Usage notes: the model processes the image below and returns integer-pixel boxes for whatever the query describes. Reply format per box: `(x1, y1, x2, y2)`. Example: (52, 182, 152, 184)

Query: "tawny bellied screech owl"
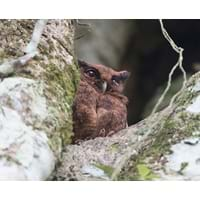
(72, 60, 129, 142)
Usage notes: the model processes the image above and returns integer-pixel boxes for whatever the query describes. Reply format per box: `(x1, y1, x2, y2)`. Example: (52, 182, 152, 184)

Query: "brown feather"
(72, 61, 129, 142)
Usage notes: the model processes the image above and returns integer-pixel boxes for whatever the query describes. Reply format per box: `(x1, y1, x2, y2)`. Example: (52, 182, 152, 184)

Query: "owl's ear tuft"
(120, 71, 130, 81)
(78, 60, 90, 69)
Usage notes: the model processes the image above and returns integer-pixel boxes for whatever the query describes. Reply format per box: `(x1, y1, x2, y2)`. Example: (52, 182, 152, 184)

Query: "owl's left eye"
(86, 69, 97, 77)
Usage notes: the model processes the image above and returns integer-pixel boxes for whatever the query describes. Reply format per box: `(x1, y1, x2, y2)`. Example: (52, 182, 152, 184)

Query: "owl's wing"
(96, 93, 128, 136)
(72, 81, 99, 141)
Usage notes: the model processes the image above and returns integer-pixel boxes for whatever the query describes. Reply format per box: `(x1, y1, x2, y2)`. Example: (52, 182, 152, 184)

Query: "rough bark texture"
(54, 72, 200, 181)
(0, 20, 79, 180)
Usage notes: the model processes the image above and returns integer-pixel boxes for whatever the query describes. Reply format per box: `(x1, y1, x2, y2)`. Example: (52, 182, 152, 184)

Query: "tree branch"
(0, 19, 47, 77)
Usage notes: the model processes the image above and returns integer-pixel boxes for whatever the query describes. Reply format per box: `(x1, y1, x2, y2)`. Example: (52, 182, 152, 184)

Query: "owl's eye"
(86, 69, 97, 78)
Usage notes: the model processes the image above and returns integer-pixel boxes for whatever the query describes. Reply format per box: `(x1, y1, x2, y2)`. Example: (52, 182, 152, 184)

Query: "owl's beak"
(102, 81, 107, 93)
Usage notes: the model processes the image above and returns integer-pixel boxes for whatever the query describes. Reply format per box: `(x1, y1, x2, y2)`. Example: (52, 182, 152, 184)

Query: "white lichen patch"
(186, 95, 200, 113)
(0, 77, 48, 122)
(0, 77, 55, 180)
(65, 54, 73, 65)
(192, 81, 200, 92)
(0, 106, 55, 180)
(192, 131, 200, 136)
(81, 165, 108, 179)
(165, 137, 200, 179)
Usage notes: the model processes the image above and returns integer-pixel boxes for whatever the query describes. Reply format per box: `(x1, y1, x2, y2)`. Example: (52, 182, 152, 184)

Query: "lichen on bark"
(17, 19, 80, 155)
(118, 71, 200, 180)
(0, 20, 79, 180)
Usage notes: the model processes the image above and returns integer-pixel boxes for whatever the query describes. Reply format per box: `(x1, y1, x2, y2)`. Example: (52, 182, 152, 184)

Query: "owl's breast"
(97, 95, 113, 110)
(97, 93, 128, 110)
(75, 80, 100, 106)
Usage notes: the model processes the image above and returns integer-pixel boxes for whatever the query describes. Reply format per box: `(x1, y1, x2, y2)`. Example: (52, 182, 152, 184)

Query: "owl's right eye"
(86, 69, 97, 77)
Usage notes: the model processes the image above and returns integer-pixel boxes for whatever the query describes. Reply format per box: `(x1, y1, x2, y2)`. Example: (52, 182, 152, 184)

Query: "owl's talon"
(99, 128, 106, 137)
(107, 131, 115, 137)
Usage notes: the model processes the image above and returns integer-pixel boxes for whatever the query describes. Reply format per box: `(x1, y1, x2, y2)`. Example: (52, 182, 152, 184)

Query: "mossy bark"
(54, 72, 200, 181)
(0, 20, 79, 180)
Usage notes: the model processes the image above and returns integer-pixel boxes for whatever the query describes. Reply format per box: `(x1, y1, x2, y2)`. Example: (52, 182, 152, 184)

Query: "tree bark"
(0, 20, 79, 180)
(54, 72, 200, 181)
(2, 20, 200, 181)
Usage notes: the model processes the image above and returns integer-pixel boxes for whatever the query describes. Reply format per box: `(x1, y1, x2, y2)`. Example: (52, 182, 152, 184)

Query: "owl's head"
(78, 60, 130, 94)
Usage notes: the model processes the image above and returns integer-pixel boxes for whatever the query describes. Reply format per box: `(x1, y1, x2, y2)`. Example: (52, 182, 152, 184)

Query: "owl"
(72, 60, 129, 142)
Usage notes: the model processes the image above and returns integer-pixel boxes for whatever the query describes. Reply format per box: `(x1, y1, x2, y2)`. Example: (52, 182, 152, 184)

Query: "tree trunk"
(54, 72, 200, 180)
(0, 20, 79, 180)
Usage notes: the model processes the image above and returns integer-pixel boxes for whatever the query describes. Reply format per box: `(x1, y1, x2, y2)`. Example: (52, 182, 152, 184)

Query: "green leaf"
(178, 162, 188, 175)
(94, 163, 114, 177)
(110, 143, 119, 152)
(137, 164, 151, 177)
(137, 164, 158, 180)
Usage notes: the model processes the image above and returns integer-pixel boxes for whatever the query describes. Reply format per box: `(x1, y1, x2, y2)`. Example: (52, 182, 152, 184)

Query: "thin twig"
(74, 19, 92, 40)
(24, 19, 48, 54)
(0, 19, 47, 77)
(0, 51, 38, 77)
(151, 19, 187, 115)
(111, 19, 187, 180)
